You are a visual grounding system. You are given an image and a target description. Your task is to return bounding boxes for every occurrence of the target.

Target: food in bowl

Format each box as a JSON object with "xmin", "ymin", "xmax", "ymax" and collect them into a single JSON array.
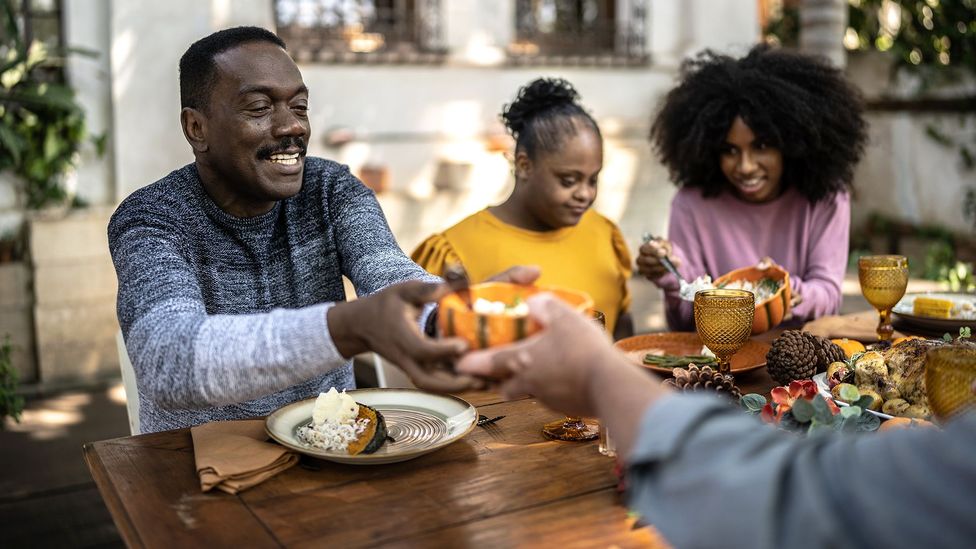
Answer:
[
  {"xmin": 677, "ymin": 264, "xmax": 791, "ymax": 334},
  {"xmin": 439, "ymin": 282, "xmax": 593, "ymax": 349},
  {"xmin": 296, "ymin": 388, "xmax": 388, "ymax": 455},
  {"xmin": 679, "ymin": 275, "xmax": 784, "ymax": 304},
  {"xmin": 472, "ymin": 297, "xmax": 529, "ymax": 316}
]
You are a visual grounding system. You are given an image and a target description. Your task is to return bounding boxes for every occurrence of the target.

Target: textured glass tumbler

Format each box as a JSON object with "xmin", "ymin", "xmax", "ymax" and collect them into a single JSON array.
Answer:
[
  {"xmin": 694, "ymin": 289, "xmax": 755, "ymax": 375},
  {"xmin": 926, "ymin": 346, "xmax": 976, "ymax": 422},
  {"xmin": 857, "ymin": 255, "xmax": 909, "ymax": 341},
  {"xmin": 542, "ymin": 310, "xmax": 603, "ymax": 441}
]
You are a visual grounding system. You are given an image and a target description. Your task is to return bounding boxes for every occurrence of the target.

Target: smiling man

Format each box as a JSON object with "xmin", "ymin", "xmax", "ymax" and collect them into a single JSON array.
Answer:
[{"xmin": 108, "ymin": 27, "xmax": 503, "ymax": 432}]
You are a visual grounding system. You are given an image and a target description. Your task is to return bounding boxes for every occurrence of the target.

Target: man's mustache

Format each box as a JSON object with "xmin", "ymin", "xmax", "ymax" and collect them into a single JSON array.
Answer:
[{"xmin": 257, "ymin": 137, "xmax": 307, "ymax": 159}]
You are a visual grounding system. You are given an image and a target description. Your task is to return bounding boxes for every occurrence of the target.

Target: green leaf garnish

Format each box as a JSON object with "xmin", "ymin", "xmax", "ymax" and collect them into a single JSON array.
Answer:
[
  {"xmin": 791, "ymin": 398, "xmax": 814, "ymax": 423},
  {"xmin": 840, "ymin": 406, "xmax": 861, "ymax": 419},
  {"xmin": 740, "ymin": 393, "xmax": 767, "ymax": 412}
]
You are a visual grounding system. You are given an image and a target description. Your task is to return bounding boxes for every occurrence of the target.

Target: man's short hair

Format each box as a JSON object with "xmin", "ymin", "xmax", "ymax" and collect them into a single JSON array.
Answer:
[{"xmin": 179, "ymin": 26, "xmax": 286, "ymax": 111}]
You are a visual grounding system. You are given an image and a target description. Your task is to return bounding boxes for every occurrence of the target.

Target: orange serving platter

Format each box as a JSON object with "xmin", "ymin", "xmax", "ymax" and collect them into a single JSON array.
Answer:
[{"xmin": 614, "ymin": 332, "xmax": 770, "ymax": 375}]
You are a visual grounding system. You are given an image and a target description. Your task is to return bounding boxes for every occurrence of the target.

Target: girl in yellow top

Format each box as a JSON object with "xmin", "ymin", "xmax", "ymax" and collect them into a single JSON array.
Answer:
[{"xmin": 412, "ymin": 78, "xmax": 633, "ymax": 339}]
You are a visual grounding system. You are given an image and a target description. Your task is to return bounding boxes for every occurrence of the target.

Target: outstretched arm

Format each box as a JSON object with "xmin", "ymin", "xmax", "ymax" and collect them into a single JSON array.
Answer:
[
  {"xmin": 111, "ymin": 216, "xmax": 349, "ymax": 409},
  {"xmin": 457, "ymin": 294, "xmax": 976, "ymax": 548}
]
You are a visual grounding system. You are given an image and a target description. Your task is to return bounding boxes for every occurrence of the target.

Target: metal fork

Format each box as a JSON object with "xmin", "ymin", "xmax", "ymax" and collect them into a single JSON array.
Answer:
[{"xmin": 477, "ymin": 414, "xmax": 505, "ymax": 439}]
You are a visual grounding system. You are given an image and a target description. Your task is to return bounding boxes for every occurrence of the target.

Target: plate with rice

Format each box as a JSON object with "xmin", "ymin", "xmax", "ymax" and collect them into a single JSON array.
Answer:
[{"xmin": 266, "ymin": 388, "xmax": 478, "ymax": 465}]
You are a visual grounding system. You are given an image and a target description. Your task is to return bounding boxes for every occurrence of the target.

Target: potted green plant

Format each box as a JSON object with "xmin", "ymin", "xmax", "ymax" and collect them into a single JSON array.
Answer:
[{"xmin": 1, "ymin": 0, "xmax": 92, "ymax": 210}]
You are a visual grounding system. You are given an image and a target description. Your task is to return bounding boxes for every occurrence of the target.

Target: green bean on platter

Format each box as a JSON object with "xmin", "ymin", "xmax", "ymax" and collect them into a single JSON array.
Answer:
[{"xmin": 642, "ymin": 354, "xmax": 718, "ymax": 369}]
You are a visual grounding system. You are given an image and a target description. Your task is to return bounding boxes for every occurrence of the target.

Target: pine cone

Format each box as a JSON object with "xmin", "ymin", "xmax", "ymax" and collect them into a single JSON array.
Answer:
[
  {"xmin": 665, "ymin": 364, "xmax": 742, "ymax": 401},
  {"xmin": 766, "ymin": 330, "xmax": 819, "ymax": 385},
  {"xmin": 812, "ymin": 335, "xmax": 846, "ymax": 370}
]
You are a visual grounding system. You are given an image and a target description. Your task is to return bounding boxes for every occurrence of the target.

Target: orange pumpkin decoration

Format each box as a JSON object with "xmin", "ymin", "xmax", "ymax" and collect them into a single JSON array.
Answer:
[
  {"xmin": 438, "ymin": 282, "xmax": 593, "ymax": 350},
  {"xmin": 878, "ymin": 417, "xmax": 937, "ymax": 432},
  {"xmin": 830, "ymin": 338, "xmax": 866, "ymax": 358},
  {"xmin": 713, "ymin": 264, "xmax": 791, "ymax": 335}
]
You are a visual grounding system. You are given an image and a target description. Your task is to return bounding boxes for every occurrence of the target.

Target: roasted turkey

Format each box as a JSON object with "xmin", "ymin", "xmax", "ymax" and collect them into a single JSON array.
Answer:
[{"xmin": 883, "ymin": 338, "xmax": 944, "ymax": 407}]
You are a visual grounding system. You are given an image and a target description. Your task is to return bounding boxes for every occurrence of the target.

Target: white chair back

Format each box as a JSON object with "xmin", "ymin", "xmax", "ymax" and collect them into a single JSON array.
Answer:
[
  {"xmin": 115, "ymin": 330, "xmax": 141, "ymax": 435},
  {"xmin": 372, "ymin": 353, "xmax": 415, "ymax": 388}
]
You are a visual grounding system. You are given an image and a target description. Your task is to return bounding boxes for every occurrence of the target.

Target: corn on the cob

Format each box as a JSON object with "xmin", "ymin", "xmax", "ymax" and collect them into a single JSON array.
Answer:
[{"xmin": 913, "ymin": 297, "xmax": 953, "ymax": 318}]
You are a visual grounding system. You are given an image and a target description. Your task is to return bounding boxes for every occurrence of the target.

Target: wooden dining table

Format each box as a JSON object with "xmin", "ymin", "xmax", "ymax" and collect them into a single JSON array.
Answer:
[{"xmin": 83, "ymin": 360, "xmax": 780, "ymax": 549}]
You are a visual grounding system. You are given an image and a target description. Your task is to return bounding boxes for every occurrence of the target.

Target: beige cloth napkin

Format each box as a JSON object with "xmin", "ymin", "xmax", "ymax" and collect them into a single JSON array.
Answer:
[
  {"xmin": 191, "ymin": 419, "xmax": 299, "ymax": 494},
  {"xmin": 802, "ymin": 311, "xmax": 905, "ymax": 342}
]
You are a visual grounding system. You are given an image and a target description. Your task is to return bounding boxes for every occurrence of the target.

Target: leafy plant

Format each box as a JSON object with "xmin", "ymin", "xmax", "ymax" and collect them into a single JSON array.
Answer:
[
  {"xmin": 741, "ymin": 380, "xmax": 881, "ymax": 435},
  {"xmin": 0, "ymin": 0, "xmax": 94, "ymax": 209},
  {"xmin": 765, "ymin": 1, "xmax": 976, "ymax": 169},
  {"xmin": 943, "ymin": 326, "xmax": 972, "ymax": 342},
  {"xmin": 0, "ymin": 335, "xmax": 24, "ymax": 429}
]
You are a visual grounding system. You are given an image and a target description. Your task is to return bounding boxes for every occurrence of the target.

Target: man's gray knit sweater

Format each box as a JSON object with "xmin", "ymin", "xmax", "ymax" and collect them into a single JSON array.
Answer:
[{"xmin": 108, "ymin": 158, "xmax": 435, "ymax": 433}]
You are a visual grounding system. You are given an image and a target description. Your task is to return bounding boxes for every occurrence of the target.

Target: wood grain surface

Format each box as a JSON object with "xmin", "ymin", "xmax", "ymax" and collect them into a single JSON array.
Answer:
[{"xmin": 84, "ymin": 345, "xmax": 784, "ymax": 548}]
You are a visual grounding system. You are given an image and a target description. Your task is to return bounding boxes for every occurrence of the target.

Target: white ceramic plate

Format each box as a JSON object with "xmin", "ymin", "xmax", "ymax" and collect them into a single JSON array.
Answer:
[
  {"xmin": 266, "ymin": 388, "xmax": 477, "ymax": 465},
  {"xmin": 892, "ymin": 292, "xmax": 976, "ymax": 333},
  {"xmin": 811, "ymin": 373, "xmax": 893, "ymax": 420}
]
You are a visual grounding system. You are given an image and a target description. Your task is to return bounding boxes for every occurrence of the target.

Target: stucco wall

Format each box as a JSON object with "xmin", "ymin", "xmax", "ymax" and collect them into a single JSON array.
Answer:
[{"xmin": 91, "ymin": 0, "xmax": 760, "ymax": 252}]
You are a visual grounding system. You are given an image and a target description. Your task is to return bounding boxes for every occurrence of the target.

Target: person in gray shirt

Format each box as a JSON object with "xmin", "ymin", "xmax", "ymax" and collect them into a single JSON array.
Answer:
[
  {"xmin": 108, "ymin": 27, "xmax": 534, "ymax": 433},
  {"xmin": 457, "ymin": 294, "xmax": 976, "ymax": 549}
]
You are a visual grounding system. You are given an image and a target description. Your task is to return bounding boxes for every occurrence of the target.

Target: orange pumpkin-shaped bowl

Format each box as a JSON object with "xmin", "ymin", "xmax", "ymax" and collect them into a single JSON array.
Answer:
[
  {"xmin": 713, "ymin": 264, "xmax": 791, "ymax": 335},
  {"xmin": 438, "ymin": 282, "xmax": 593, "ymax": 349}
]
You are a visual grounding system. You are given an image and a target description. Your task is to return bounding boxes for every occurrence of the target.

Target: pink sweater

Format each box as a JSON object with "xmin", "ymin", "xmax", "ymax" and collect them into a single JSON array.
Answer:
[{"xmin": 656, "ymin": 186, "xmax": 850, "ymax": 331}]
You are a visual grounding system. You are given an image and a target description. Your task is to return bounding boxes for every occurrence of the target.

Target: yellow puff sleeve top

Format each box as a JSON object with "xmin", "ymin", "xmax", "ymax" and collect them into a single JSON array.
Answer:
[{"xmin": 411, "ymin": 209, "xmax": 632, "ymax": 334}]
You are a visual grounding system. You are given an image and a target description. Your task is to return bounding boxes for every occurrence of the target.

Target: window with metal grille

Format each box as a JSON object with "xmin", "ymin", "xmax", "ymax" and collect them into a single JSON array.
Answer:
[
  {"xmin": 274, "ymin": 0, "xmax": 446, "ymax": 64},
  {"xmin": 510, "ymin": 0, "xmax": 648, "ymax": 66}
]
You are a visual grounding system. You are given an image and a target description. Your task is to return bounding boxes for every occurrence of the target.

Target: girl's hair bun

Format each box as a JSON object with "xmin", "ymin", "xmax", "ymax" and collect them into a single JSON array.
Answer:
[{"xmin": 501, "ymin": 78, "xmax": 579, "ymax": 137}]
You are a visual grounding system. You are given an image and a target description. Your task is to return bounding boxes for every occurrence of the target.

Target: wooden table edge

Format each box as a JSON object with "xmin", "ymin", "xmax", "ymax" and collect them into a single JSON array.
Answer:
[{"xmin": 83, "ymin": 441, "xmax": 146, "ymax": 549}]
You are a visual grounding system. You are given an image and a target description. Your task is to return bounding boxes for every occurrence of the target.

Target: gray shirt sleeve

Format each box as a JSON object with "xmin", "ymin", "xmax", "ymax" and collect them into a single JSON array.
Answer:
[
  {"xmin": 627, "ymin": 393, "xmax": 976, "ymax": 549},
  {"xmin": 114, "ymin": 219, "xmax": 345, "ymax": 409}
]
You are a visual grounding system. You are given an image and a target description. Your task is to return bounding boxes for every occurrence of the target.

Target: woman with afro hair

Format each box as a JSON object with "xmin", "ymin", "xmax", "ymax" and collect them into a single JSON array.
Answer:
[
  {"xmin": 637, "ymin": 44, "xmax": 868, "ymax": 331},
  {"xmin": 413, "ymin": 77, "xmax": 634, "ymax": 339}
]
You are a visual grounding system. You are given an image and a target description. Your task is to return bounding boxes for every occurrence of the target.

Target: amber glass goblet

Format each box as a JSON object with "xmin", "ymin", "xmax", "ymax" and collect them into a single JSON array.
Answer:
[
  {"xmin": 857, "ymin": 255, "xmax": 909, "ymax": 341},
  {"xmin": 694, "ymin": 289, "xmax": 755, "ymax": 375},
  {"xmin": 925, "ymin": 346, "xmax": 976, "ymax": 422},
  {"xmin": 542, "ymin": 310, "xmax": 603, "ymax": 441}
]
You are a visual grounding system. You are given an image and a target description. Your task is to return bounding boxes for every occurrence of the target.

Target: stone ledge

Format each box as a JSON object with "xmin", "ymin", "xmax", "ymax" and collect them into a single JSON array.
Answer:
[
  {"xmin": 28, "ymin": 207, "xmax": 115, "ymax": 266},
  {"xmin": 36, "ymin": 338, "xmax": 119, "ymax": 385},
  {"xmin": 34, "ymin": 300, "xmax": 118, "ymax": 348},
  {"xmin": 0, "ymin": 262, "xmax": 32, "ymax": 307},
  {"xmin": 33, "ymin": 257, "xmax": 118, "ymax": 306},
  {"xmin": 0, "ymin": 303, "xmax": 37, "ymax": 383}
]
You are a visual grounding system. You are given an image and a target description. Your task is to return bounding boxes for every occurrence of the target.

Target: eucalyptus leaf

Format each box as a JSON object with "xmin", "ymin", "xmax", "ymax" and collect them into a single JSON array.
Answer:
[
  {"xmin": 807, "ymin": 420, "xmax": 835, "ymax": 437},
  {"xmin": 740, "ymin": 393, "xmax": 767, "ymax": 412},
  {"xmin": 840, "ymin": 414, "xmax": 860, "ymax": 433},
  {"xmin": 791, "ymin": 398, "xmax": 814, "ymax": 423},
  {"xmin": 853, "ymin": 395, "xmax": 876, "ymax": 410},
  {"xmin": 857, "ymin": 412, "xmax": 882, "ymax": 432},
  {"xmin": 812, "ymin": 395, "xmax": 834, "ymax": 423},
  {"xmin": 840, "ymin": 406, "xmax": 861, "ymax": 419}
]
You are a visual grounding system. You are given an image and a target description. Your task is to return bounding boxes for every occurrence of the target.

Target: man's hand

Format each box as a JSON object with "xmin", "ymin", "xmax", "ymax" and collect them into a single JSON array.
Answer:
[{"xmin": 328, "ymin": 280, "xmax": 480, "ymax": 392}]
